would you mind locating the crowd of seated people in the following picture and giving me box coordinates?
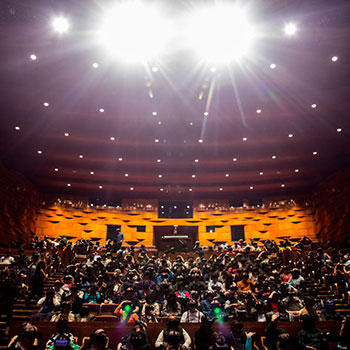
[1,235,350,350]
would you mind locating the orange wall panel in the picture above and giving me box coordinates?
[34,205,317,246]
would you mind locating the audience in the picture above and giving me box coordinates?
[1,235,350,349]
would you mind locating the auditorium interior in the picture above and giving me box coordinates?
[0,0,350,349]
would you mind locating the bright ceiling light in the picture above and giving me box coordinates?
[243,137,247,141]
[311,104,317,108]
[270,63,276,69]
[98,3,169,62]
[43,102,49,107]
[30,54,37,61]
[37,150,42,154]
[225,174,229,177]
[259,172,263,175]
[110,136,115,140]
[210,67,217,73]
[92,62,99,68]
[64,132,69,137]
[284,23,297,36]
[337,128,342,132]
[256,109,262,114]
[154,139,159,143]
[152,66,158,72]
[15,126,20,131]
[67,183,71,187]
[130,187,134,190]
[188,5,255,63]
[281,184,285,187]
[288,133,293,138]
[79,155,84,158]
[52,17,70,34]
[250,186,254,190]
[54,168,58,172]
[158,174,163,178]
[90,171,94,175]
[219,188,223,191]
[192,174,196,178]
[272,155,276,159]
[99,108,105,113]
[152,112,157,116]
[194,159,199,163]
[233,158,237,161]
[198,139,203,143]
[160,188,164,191]
[331,56,338,62]
[313,151,317,155]
[295,169,299,173]
[203,112,209,116]
[189,188,193,192]
[118,157,123,161]
[157,159,161,163]
[99,185,103,189]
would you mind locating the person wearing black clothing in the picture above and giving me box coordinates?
[195,316,215,350]
[7,323,40,350]
[265,314,289,350]
[297,316,329,350]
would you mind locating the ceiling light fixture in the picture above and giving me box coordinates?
[337,128,342,132]
[130,187,134,190]
[67,183,71,187]
[204,111,209,116]
[15,126,20,131]
[295,169,299,172]
[189,188,193,191]
[259,172,263,175]
[43,102,49,107]
[99,108,105,113]
[284,23,297,36]
[152,111,157,116]
[37,150,42,154]
[233,158,237,161]
[272,155,276,159]
[160,188,164,191]
[219,188,223,191]
[52,17,70,34]
[256,109,262,113]
[157,159,161,163]
[158,174,163,178]
[90,171,94,175]
[195,159,199,163]
[155,139,159,143]
[225,174,229,177]
[288,133,293,138]
[98,3,170,62]
[54,168,58,172]
[281,184,285,187]
[99,185,103,189]
[198,139,203,143]
[250,186,254,190]
[30,54,37,60]
[210,67,217,73]
[270,63,276,69]
[243,137,247,141]
[79,155,84,158]
[110,137,115,140]
[313,151,317,155]
[118,157,123,161]
[331,56,338,62]
[192,175,196,178]
[311,104,317,108]
[188,5,256,62]
[125,173,128,177]
[152,66,158,72]
[92,62,99,68]
[64,133,69,137]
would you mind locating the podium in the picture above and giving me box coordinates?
[153,227,198,252]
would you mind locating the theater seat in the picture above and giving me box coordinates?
[94,315,119,322]
[83,303,101,315]
[100,303,118,314]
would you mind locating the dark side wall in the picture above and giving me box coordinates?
[312,168,350,247]
[0,163,40,247]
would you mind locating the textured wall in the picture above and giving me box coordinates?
[0,164,40,246]
[35,204,316,246]
[312,169,350,247]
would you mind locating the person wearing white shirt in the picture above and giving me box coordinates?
[180,300,204,323]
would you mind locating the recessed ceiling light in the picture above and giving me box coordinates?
[337,128,342,132]
[242,137,247,141]
[313,151,317,155]
[130,187,134,190]
[219,188,223,191]
[79,155,84,158]
[256,109,262,114]
[270,63,276,69]
[233,158,237,161]
[203,111,209,116]
[67,183,71,187]
[311,104,317,108]
[118,157,123,161]
[99,185,103,189]
[15,126,20,131]
[64,132,69,137]
[259,172,263,175]
[295,169,299,172]
[30,54,37,60]
[110,137,115,140]
[152,111,157,116]
[99,108,105,113]
[157,159,161,163]
[54,168,58,172]
[192,174,196,178]
[125,173,128,177]
[225,174,229,177]
[189,122,193,126]
[272,155,276,159]
[198,139,203,143]
[92,62,99,68]
[72,170,77,174]
[210,67,216,73]
[52,17,70,34]
[284,23,297,36]
[90,171,94,175]
[37,150,42,154]
[331,56,338,62]
[250,186,254,190]
[158,174,163,178]
[154,139,159,143]
[160,188,164,191]
[189,188,193,191]
[157,121,162,125]
[43,102,49,107]
[288,133,293,138]
[194,159,199,163]
[152,66,158,72]
[281,184,285,187]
